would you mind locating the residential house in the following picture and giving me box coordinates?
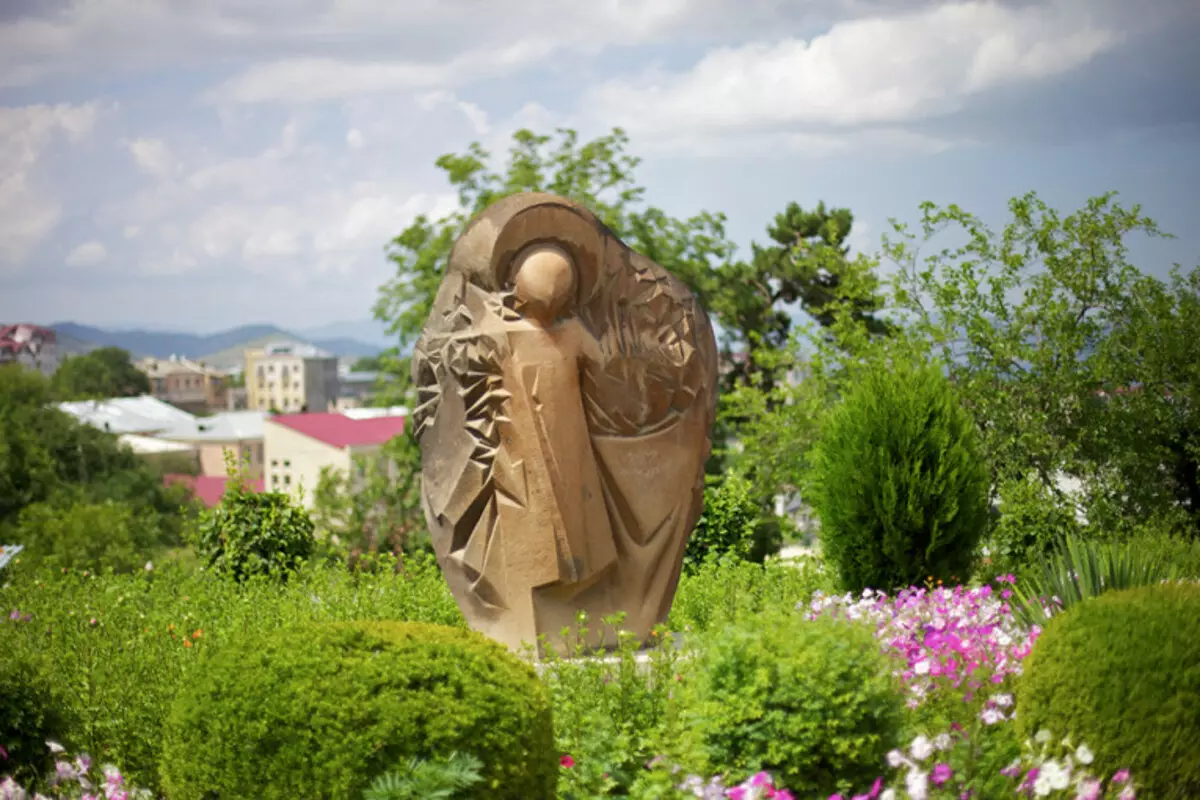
[118,433,201,473]
[245,343,339,414]
[159,410,268,479]
[136,355,228,413]
[58,395,198,435]
[335,367,393,410]
[263,411,407,507]
[0,324,57,376]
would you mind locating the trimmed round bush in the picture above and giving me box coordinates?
[679,612,904,796]
[161,620,556,800]
[806,356,989,592]
[0,650,68,785]
[1018,583,1200,797]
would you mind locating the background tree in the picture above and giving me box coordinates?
[713,201,892,395]
[885,191,1200,546]
[371,127,735,405]
[311,428,425,567]
[0,364,191,538]
[52,346,150,400]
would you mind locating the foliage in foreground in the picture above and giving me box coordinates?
[162,620,556,800]
[1009,534,1182,627]
[678,611,905,796]
[1018,582,1200,797]
[806,355,990,593]
[0,554,461,793]
[363,752,484,800]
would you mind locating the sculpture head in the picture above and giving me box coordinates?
[510,243,576,325]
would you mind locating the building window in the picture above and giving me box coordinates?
[284,474,291,486]
[271,474,279,485]
[283,459,291,467]
[271,459,278,467]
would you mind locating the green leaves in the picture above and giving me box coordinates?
[363,753,485,800]
[190,454,315,582]
[51,347,149,401]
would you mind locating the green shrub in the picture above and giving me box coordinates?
[805,356,990,592]
[986,475,1081,579]
[0,649,68,785]
[668,554,834,634]
[161,620,555,800]
[1018,583,1200,797]
[678,612,903,796]
[0,554,461,793]
[13,494,169,572]
[191,467,315,581]
[683,471,761,572]
[1010,534,1180,627]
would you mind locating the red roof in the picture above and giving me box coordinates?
[268,412,406,448]
[164,474,264,507]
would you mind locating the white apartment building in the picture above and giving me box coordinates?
[244,342,339,414]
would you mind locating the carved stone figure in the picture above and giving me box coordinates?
[412,193,718,656]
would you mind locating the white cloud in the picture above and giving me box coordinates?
[126,137,176,177]
[585,0,1121,144]
[345,128,365,149]
[65,240,108,266]
[0,102,102,269]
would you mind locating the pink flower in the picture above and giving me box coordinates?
[559,755,575,769]
[0,744,6,760]
[750,772,773,787]
[776,793,794,800]
[1077,779,1102,800]
[728,788,748,800]
[932,763,952,786]
[1112,769,1130,784]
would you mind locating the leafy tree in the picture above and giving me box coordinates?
[372,128,735,399]
[52,346,150,400]
[0,365,191,535]
[713,201,892,394]
[351,354,384,372]
[885,191,1200,538]
[311,428,425,566]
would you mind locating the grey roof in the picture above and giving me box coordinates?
[58,396,197,435]
[119,433,197,454]
[160,410,268,442]
[342,405,409,420]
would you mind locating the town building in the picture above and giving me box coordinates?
[262,411,407,507]
[136,355,228,413]
[57,395,198,435]
[244,342,339,414]
[0,324,58,376]
[159,410,268,479]
[163,474,264,508]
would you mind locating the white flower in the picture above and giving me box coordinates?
[910,735,934,761]
[997,631,1013,646]
[144,561,153,571]
[981,708,1004,725]
[913,658,931,676]
[1038,760,1069,791]
[45,741,65,754]
[880,790,896,800]
[887,749,907,768]
[992,693,1014,708]
[1035,729,1053,744]
[906,769,929,800]
[933,733,952,751]
[1075,744,1094,765]
[1117,787,1136,800]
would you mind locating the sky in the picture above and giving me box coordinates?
[1,0,1198,343]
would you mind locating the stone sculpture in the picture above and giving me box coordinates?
[411,193,718,656]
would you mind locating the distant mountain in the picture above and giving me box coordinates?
[297,319,392,348]
[50,322,384,368]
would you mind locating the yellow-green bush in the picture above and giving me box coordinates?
[1018,582,1200,797]
[161,620,555,800]
[678,612,903,796]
